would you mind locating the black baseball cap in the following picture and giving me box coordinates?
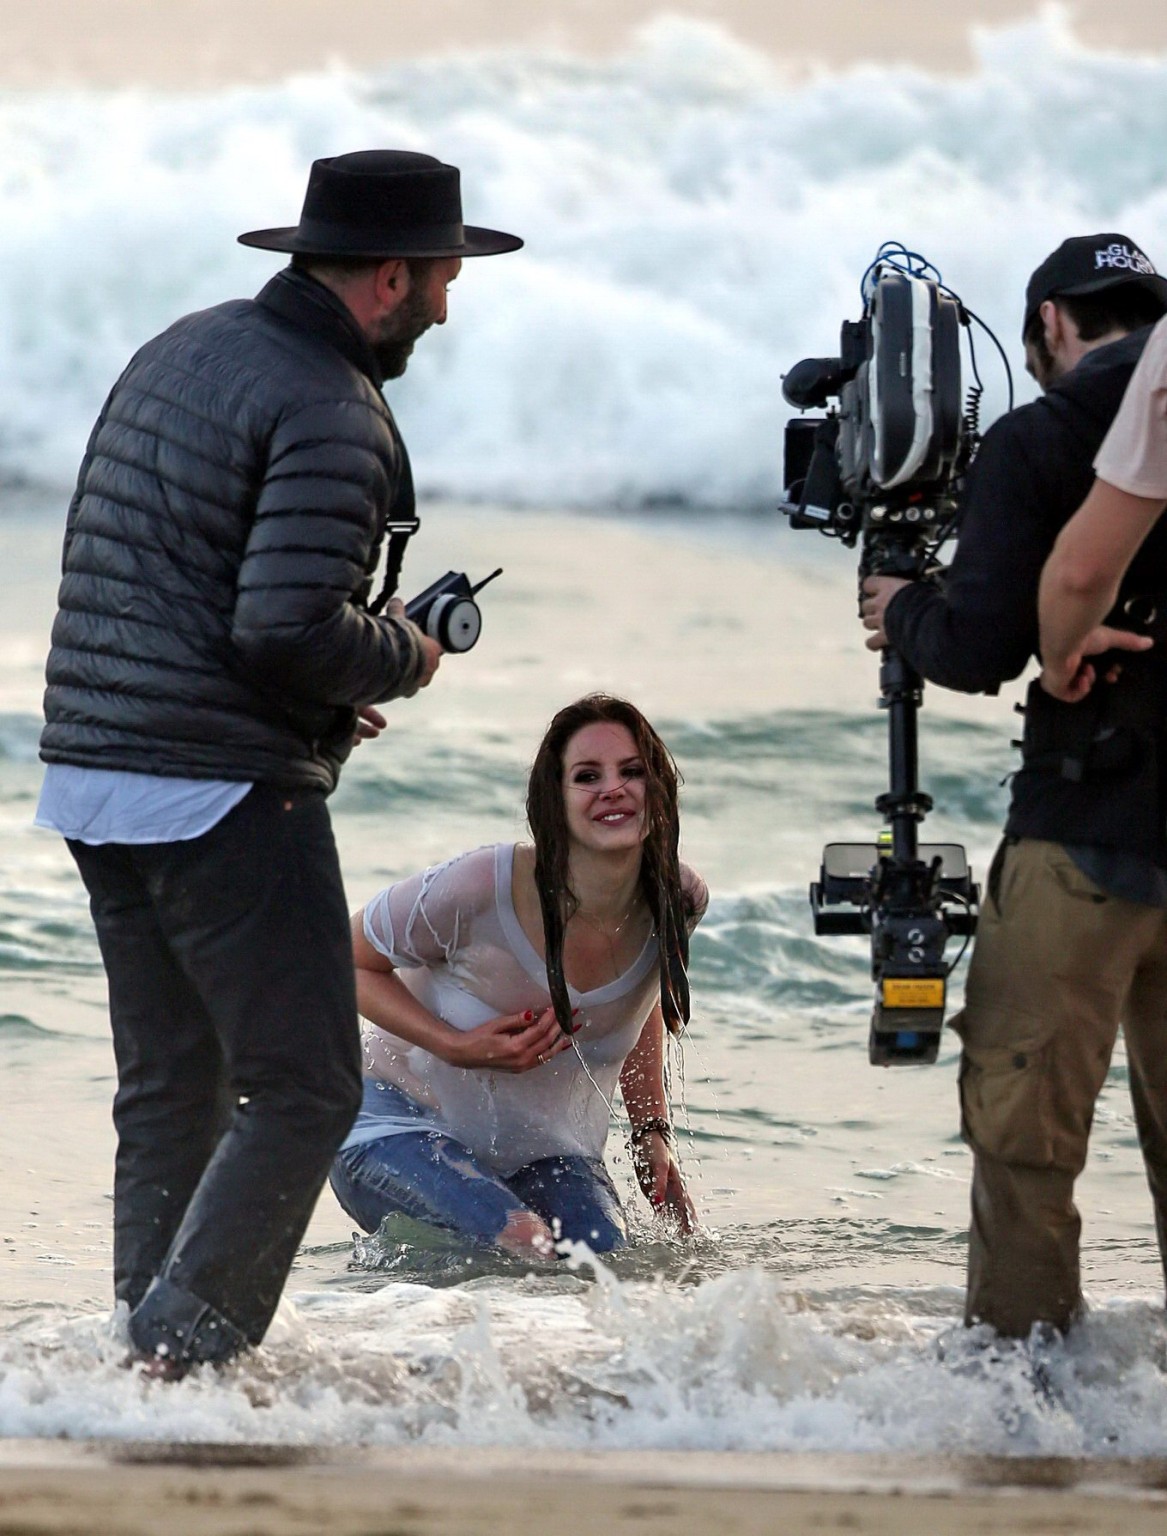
[1023,233,1167,337]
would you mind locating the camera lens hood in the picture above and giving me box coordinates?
[782,356,846,411]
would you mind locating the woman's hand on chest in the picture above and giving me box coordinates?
[445,1006,573,1073]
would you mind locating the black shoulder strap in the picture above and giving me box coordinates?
[368,424,419,615]
[368,521,419,615]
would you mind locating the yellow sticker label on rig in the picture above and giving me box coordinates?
[882,977,945,1009]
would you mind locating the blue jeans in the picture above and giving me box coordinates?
[331,1081,627,1252]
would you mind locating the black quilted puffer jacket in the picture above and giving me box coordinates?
[41,267,425,793]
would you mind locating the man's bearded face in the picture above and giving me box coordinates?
[372,280,437,379]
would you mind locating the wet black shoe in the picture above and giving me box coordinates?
[123,1349,190,1383]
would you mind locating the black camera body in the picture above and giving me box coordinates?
[405,568,502,653]
[781,265,965,558]
[780,256,980,1065]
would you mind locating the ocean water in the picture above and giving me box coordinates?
[2,8,1167,1454]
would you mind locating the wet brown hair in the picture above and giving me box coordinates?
[525,694,692,1036]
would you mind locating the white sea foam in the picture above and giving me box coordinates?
[1,7,1165,507]
[2,1267,1167,1453]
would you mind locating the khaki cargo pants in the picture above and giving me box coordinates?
[952,837,1167,1337]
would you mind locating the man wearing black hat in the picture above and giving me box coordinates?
[858,233,1167,1339]
[35,150,522,1374]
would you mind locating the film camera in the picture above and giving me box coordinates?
[779,248,991,1065]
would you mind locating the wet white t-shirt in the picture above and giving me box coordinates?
[1095,315,1167,498]
[345,843,708,1176]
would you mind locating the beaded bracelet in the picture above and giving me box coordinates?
[627,1117,673,1144]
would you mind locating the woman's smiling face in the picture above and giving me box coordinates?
[561,721,648,854]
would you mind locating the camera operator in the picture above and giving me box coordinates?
[858,234,1167,1339]
[34,150,522,1375]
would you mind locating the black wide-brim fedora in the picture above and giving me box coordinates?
[238,149,523,259]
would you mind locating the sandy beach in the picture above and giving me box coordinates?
[0,1444,1166,1535]
[0,0,1165,87]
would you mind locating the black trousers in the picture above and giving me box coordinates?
[69,784,362,1364]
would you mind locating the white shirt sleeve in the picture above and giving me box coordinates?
[1094,316,1167,499]
[362,845,496,967]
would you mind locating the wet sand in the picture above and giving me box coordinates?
[0,0,1164,88]
[0,1444,1166,1533]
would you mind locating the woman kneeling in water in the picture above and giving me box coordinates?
[330,695,708,1259]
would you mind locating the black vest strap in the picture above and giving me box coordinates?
[1020,639,1167,784]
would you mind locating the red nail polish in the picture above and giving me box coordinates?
[523,1010,534,1022]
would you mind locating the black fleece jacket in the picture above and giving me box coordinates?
[41,268,425,792]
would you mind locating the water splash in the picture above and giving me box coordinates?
[2,1271,1166,1454]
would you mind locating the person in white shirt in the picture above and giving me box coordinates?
[1039,312,1167,698]
[331,694,709,1259]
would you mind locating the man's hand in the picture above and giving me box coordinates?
[411,636,443,692]
[385,597,442,697]
[860,575,912,650]
[631,1131,696,1235]
[352,705,387,746]
[1039,625,1153,703]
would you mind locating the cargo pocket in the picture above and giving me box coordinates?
[956,1016,1061,1170]
[1046,846,1110,906]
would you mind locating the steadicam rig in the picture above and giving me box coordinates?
[777,245,1013,1065]
[405,568,503,653]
